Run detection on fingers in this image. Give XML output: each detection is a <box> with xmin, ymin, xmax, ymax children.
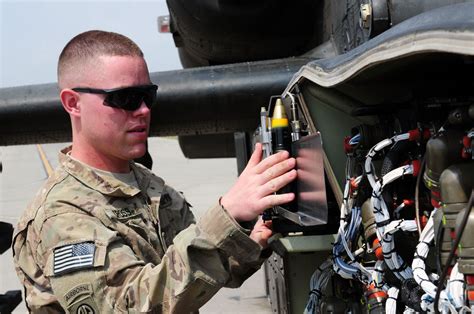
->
<box><xmin>253</xmin><ymin>150</ymin><xmax>291</xmax><ymax>174</ymax></box>
<box><xmin>256</xmin><ymin>228</ymin><xmax>273</xmax><ymax>248</ymax></box>
<box><xmin>254</xmin><ymin>216</ymin><xmax>272</xmax><ymax>229</ymax></box>
<box><xmin>261</xmin><ymin>191</ymin><xmax>295</xmax><ymax>209</ymax></box>
<box><xmin>250</xmin><ymin>217</ymin><xmax>273</xmax><ymax>248</ymax></box>
<box><xmin>260</xmin><ymin>169</ymin><xmax>297</xmax><ymax>195</ymax></box>
<box><xmin>246</xmin><ymin>143</ymin><xmax>263</xmax><ymax>168</ymax></box>
<box><xmin>261</xmin><ymin>157</ymin><xmax>295</xmax><ymax>183</ymax></box>
<box><xmin>222</xmin><ymin>144</ymin><xmax>297</xmax><ymax>222</ymax></box>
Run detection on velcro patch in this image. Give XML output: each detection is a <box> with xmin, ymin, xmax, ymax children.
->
<box><xmin>54</xmin><ymin>242</ymin><xmax>95</xmax><ymax>275</ymax></box>
<box><xmin>64</xmin><ymin>283</ymin><xmax>93</xmax><ymax>305</ymax></box>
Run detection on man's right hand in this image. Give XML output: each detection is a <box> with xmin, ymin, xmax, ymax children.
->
<box><xmin>220</xmin><ymin>143</ymin><xmax>296</xmax><ymax>222</ymax></box>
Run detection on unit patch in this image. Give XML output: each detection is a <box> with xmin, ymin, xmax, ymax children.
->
<box><xmin>76</xmin><ymin>303</ymin><xmax>95</xmax><ymax>314</ymax></box>
<box><xmin>53</xmin><ymin>242</ymin><xmax>95</xmax><ymax>275</ymax></box>
<box><xmin>67</xmin><ymin>296</ymin><xmax>99</xmax><ymax>314</ymax></box>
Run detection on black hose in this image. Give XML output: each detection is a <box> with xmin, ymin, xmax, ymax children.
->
<box><xmin>415</xmin><ymin>157</ymin><xmax>426</xmax><ymax>236</ymax></box>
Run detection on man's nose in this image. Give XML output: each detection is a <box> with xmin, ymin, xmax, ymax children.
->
<box><xmin>133</xmin><ymin>101</ymin><xmax>151</xmax><ymax>116</ymax></box>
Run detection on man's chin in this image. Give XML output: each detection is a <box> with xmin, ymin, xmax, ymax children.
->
<box><xmin>131</xmin><ymin>146</ymin><xmax>153</xmax><ymax>169</ymax></box>
<box><xmin>130</xmin><ymin>149</ymin><xmax>147</xmax><ymax>160</ymax></box>
<box><xmin>131</xmin><ymin>142</ymin><xmax>149</xmax><ymax>155</ymax></box>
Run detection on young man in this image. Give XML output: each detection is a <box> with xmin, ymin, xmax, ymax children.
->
<box><xmin>12</xmin><ymin>30</ymin><xmax>296</xmax><ymax>313</ymax></box>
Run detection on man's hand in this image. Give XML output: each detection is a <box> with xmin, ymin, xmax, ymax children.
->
<box><xmin>250</xmin><ymin>217</ymin><xmax>273</xmax><ymax>248</ymax></box>
<box><xmin>220</xmin><ymin>143</ymin><xmax>296</xmax><ymax>222</ymax></box>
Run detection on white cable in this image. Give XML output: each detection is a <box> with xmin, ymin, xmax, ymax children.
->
<box><xmin>420</xmin><ymin>290</ymin><xmax>450</xmax><ymax>312</ymax></box>
<box><xmin>364</xmin><ymin>133</ymin><xmax>410</xmax><ymax>190</ymax></box>
<box><xmin>372</xmin><ymin>164</ymin><xmax>414</xmax><ymax>237</ymax></box>
<box><xmin>370</xmin><ymin>164</ymin><xmax>415</xmax><ymax>280</ymax></box>
<box><xmin>421</xmin><ymin>293</ymin><xmax>434</xmax><ymax>312</ymax></box>
<box><xmin>413</xmin><ymin>208</ymin><xmax>438</xmax><ymax>298</ymax></box>
<box><xmin>446</xmin><ymin>263</ymin><xmax>465</xmax><ymax>310</ymax></box>
<box><xmin>410</xmin><ymin>208</ymin><xmax>458</xmax><ymax>313</ymax></box>
<box><xmin>430</xmin><ymin>273</ymin><xmax>440</xmax><ymax>282</ymax></box>
<box><xmin>394</xmin><ymin>202</ymin><xmax>406</xmax><ymax>219</ymax></box>
<box><xmin>386</xmin><ymin>287</ymin><xmax>399</xmax><ymax>314</ymax></box>
<box><xmin>403</xmin><ymin>307</ymin><xmax>416</xmax><ymax>313</ymax></box>
<box><xmin>334</xmin><ymin>179</ymin><xmax>350</xmax><ymax>276</ymax></box>
<box><xmin>371</xmin><ymin>260</ymin><xmax>386</xmax><ymax>289</ymax></box>
<box><xmin>333</xmin><ymin>176</ymin><xmax>372</xmax><ymax>281</ymax></box>
<box><xmin>364</xmin><ymin>132</ymin><xmax>411</xmax><ymax>237</ymax></box>
<box><xmin>381</xmin><ymin>220</ymin><xmax>417</xmax><ymax>280</ymax></box>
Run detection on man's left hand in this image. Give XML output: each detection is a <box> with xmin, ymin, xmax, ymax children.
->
<box><xmin>249</xmin><ymin>217</ymin><xmax>273</xmax><ymax>248</ymax></box>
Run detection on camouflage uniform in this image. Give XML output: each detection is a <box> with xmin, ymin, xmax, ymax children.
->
<box><xmin>13</xmin><ymin>147</ymin><xmax>265</xmax><ymax>313</ymax></box>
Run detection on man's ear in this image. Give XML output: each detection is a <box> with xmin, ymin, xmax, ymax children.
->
<box><xmin>60</xmin><ymin>89</ymin><xmax>80</xmax><ymax>117</ymax></box>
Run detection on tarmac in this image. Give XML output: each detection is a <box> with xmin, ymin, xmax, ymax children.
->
<box><xmin>0</xmin><ymin>137</ymin><xmax>273</xmax><ymax>313</ymax></box>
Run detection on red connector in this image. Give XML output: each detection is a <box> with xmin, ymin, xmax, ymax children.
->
<box><xmin>373</xmin><ymin>238</ymin><xmax>383</xmax><ymax>261</ymax></box>
<box><xmin>411</xmin><ymin>159</ymin><xmax>421</xmax><ymax>177</ymax></box>
<box><xmin>408</xmin><ymin>128</ymin><xmax>431</xmax><ymax>141</ymax></box>
<box><xmin>344</xmin><ymin>136</ymin><xmax>352</xmax><ymax>154</ymax></box>
<box><xmin>461</xmin><ymin>135</ymin><xmax>472</xmax><ymax>159</ymax></box>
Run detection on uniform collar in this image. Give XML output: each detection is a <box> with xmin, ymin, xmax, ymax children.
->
<box><xmin>59</xmin><ymin>146</ymin><xmax>145</xmax><ymax>197</ymax></box>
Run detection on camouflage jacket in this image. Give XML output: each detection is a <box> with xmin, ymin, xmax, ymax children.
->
<box><xmin>13</xmin><ymin>147</ymin><xmax>265</xmax><ymax>313</ymax></box>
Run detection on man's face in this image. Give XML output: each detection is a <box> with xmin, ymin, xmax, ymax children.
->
<box><xmin>77</xmin><ymin>55</ymin><xmax>152</xmax><ymax>165</ymax></box>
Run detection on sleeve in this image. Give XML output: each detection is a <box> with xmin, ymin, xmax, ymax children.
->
<box><xmin>38</xmin><ymin>204</ymin><xmax>265</xmax><ymax>313</ymax></box>
<box><xmin>158</xmin><ymin>185</ymin><xmax>196</xmax><ymax>248</ymax></box>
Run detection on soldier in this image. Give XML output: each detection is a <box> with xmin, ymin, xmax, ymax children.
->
<box><xmin>12</xmin><ymin>30</ymin><xmax>296</xmax><ymax>313</ymax></box>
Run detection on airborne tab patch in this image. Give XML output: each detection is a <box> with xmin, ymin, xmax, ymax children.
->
<box><xmin>53</xmin><ymin>242</ymin><xmax>95</xmax><ymax>275</ymax></box>
<box><xmin>64</xmin><ymin>283</ymin><xmax>92</xmax><ymax>304</ymax></box>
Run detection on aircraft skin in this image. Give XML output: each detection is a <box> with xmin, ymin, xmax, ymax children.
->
<box><xmin>1</xmin><ymin>0</ymin><xmax>474</xmax><ymax>312</ymax></box>
<box><xmin>1</xmin><ymin>0</ymin><xmax>470</xmax><ymax>154</ymax></box>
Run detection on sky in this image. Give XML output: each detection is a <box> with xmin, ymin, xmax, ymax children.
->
<box><xmin>0</xmin><ymin>0</ymin><xmax>182</xmax><ymax>88</ymax></box>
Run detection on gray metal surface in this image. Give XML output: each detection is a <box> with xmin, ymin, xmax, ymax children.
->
<box><xmin>265</xmin><ymin>235</ymin><xmax>334</xmax><ymax>314</ymax></box>
<box><xmin>389</xmin><ymin>0</ymin><xmax>472</xmax><ymax>25</ymax></box>
<box><xmin>285</xmin><ymin>2</ymin><xmax>474</xmax><ymax>91</ymax></box>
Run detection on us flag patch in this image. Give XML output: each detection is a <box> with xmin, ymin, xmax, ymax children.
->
<box><xmin>53</xmin><ymin>242</ymin><xmax>95</xmax><ymax>275</ymax></box>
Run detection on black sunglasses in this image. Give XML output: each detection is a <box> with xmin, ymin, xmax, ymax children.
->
<box><xmin>72</xmin><ymin>84</ymin><xmax>158</xmax><ymax>111</ymax></box>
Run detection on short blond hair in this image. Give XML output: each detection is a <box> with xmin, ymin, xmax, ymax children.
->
<box><xmin>58</xmin><ymin>30</ymin><xmax>144</xmax><ymax>88</ymax></box>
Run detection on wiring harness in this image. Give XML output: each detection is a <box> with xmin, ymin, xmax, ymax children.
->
<box><xmin>305</xmin><ymin>104</ymin><xmax>474</xmax><ymax>313</ymax></box>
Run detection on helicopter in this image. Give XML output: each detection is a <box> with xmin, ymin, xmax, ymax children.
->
<box><xmin>1</xmin><ymin>0</ymin><xmax>474</xmax><ymax>312</ymax></box>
